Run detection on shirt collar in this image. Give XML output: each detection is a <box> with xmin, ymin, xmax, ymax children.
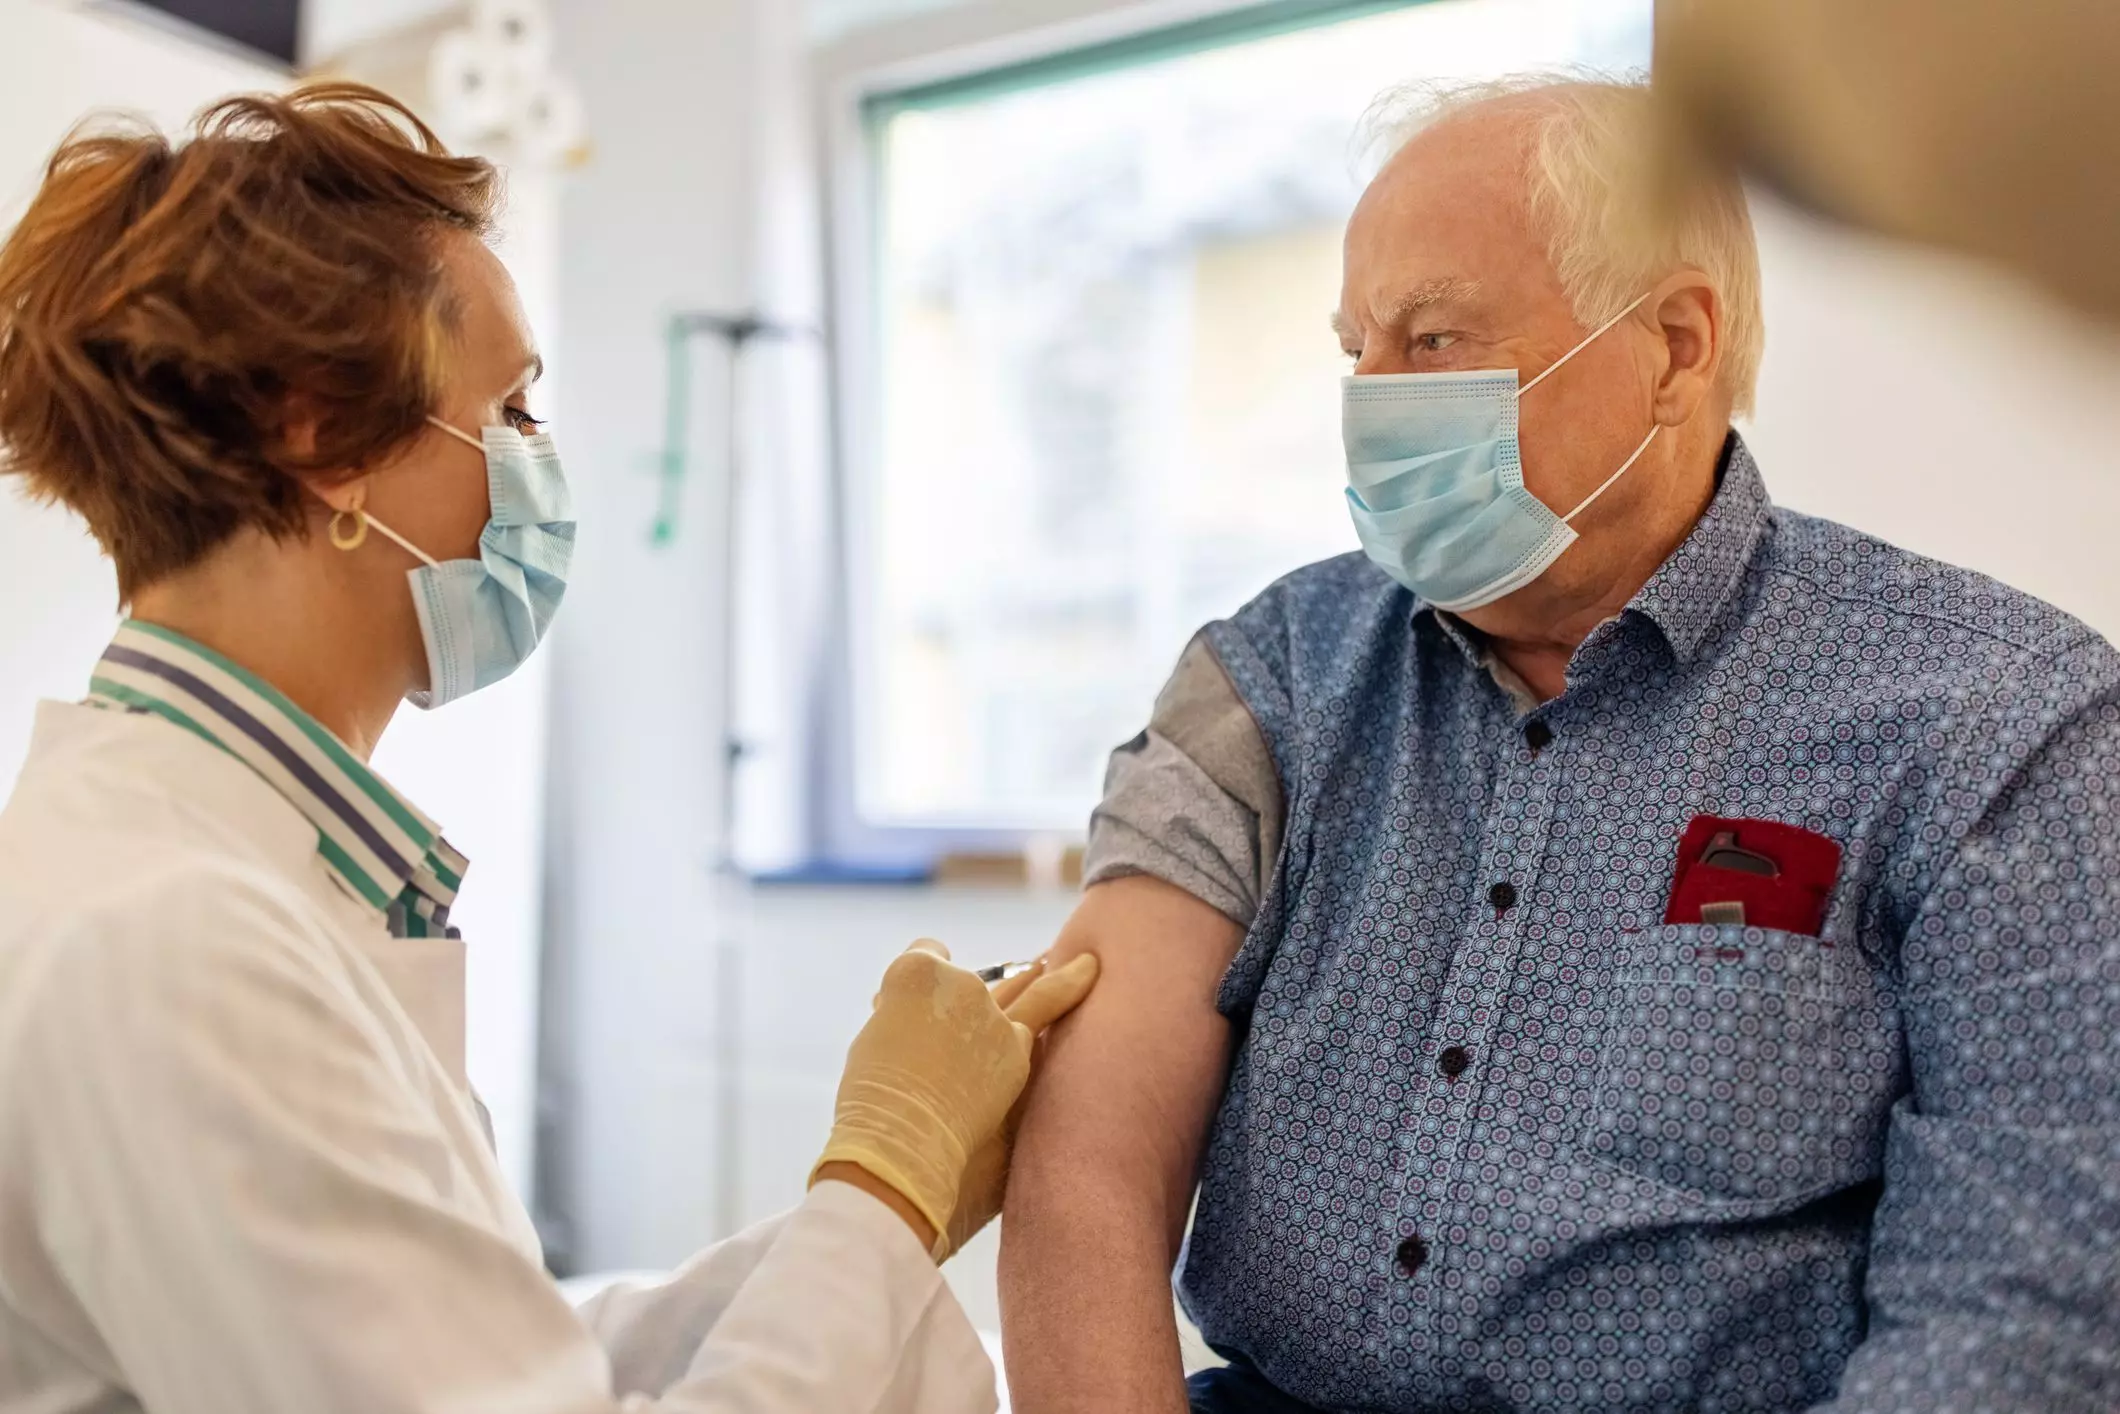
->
<box><xmin>86</xmin><ymin>620</ymin><xmax>468</xmax><ymax>936</ymax></box>
<box><xmin>1624</xmin><ymin>432</ymin><xmax>1771</xmax><ymax>663</ymax></box>
<box><xmin>1416</xmin><ymin>430</ymin><xmax>1771</xmax><ymax>668</ymax></box>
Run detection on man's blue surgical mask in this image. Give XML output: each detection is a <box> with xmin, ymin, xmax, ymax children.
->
<box><xmin>359</xmin><ymin>417</ymin><xmax>575</xmax><ymax>709</ymax></box>
<box><xmin>1342</xmin><ymin>291</ymin><xmax>1658</xmax><ymax>612</ymax></box>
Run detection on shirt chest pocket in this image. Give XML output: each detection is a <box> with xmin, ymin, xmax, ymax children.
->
<box><xmin>1575</xmin><ymin>924</ymin><xmax>1905</xmax><ymax>1214</ymax></box>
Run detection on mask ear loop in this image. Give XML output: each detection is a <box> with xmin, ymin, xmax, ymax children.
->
<box><xmin>1518</xmin><ymin>289</ymin><xmax>1655</xmax><ymax>398</ymax></box>
<box><xmin>325</xmin><ymin>417</ymin><xmax>490</xmax><ymax>566</ymax></box>
<box><xmin>326</xmin><ymin>415</ymin><xmax>490</xmax><ymax>568</ymax></box>
<box><xmin>427</xmin><ymin>415</ymin><xmax>490</xmax><ymax>452</ymax></box>
<box><xmin>1562</xmin><ymin>424</ymin><xmax>1661</xmax><ymax>523</ymax></box>
<box><xmin>318</xmin><ymin>482</ymin><xmax>441</xmax><ymax>569</ymax></box>
<box><xmin>361</xmin><ymin>511</ymin><xmax>443</xmax><ymax>569</ymax></box>
<box><xmin>1516</xmin><ymin>288</ymin><xmax>1663</xmax><ymax>524</ymax></box>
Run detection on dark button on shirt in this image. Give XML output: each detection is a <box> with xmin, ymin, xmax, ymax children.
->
<box><xmin>1437</xmin><ymin>1046</ymin><xmax>1471</xmax><ymax>1079</ymax></box>
<box><xmin>1487</xmin><ymin>881</ymin><xmax>1516</xmax><ymax>911</ymax></box>
<box><xmin>1524</xmin><ymin>719</ymin><xmax>1554</xmax><ymax>752</ymax></box>
<box><xmin>1395</xmin><ymin>1234</ymin><xmax>1428</xmax><ymax>1277</ymax></box>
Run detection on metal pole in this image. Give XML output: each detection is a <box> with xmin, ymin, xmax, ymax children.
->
<box><xmin>709</xmin><ymin>328</ymin><xmax>747</xmax><ymax>1241</ymax></box>
<box><xmin>657</xmin><ymin>311</ymin><xmax>818</xmax><ymax>1238</ymax></box>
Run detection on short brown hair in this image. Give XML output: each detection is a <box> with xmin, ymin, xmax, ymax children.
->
<box><xmin>0</xmin><ymin>82</ymin><xmax>499</xmax><ymax>598</ymax></box>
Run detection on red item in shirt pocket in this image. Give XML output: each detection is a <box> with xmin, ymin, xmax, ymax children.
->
<box><xmin>1664</xmin><ymin>815</ymin><xmax>1841</xmax><ymax>938</ymax></box>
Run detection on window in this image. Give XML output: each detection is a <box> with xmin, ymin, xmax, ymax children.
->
<box><xmin>846</xmin><ymin>0</ymin><xmax>1653</xmax><ymax>833</ymax></box>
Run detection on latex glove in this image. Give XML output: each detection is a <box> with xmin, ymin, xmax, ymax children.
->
<box><xmin>937</xmin><ymin>955</ymin><xmax>1094</xmax><ymax>1257</ymax></box>
<box><xmin>812</xmin><ymin>941</ymin><xmax>1100</xmax><ymax>1260</ymax></box>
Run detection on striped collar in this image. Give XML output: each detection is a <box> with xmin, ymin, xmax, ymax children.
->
<box><xmin>86</xmin><ymin>620</ymin><xmax>469</xmax><ymax>939</ymax></box>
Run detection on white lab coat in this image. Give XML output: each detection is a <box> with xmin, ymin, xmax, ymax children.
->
<box><xmin>0</xmin><ymin>701</ymin><xmax>997</xmax><ymax>1414</ymax></box>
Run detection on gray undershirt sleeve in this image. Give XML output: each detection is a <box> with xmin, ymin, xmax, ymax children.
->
<box><xmin>1081</xmin><ymin>634</ymin><xmax>1285</xmax><ymax>930</ymax></box>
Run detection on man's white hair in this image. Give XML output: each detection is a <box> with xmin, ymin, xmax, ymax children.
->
<box><xmin>1360</xmin><ymin>72</ymin><xmax>1763</xmax><ymax>417</ymax></box>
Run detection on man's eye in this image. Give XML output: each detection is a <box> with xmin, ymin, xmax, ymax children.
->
<box><xmin>1414</xmin><ymin>332</ymin><xmax>1460</xmax><ymax>353</ymax></box>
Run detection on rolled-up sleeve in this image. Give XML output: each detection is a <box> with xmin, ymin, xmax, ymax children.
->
<box><xmin>1082</xmin><ymin>634</ymin><xmax>1284</xmax><ymax>929</ymax></box>
<box><xmin>1818</xmin><ymin>640</ymin><xmax>2120</xmax><ymax>1412</ymax></box>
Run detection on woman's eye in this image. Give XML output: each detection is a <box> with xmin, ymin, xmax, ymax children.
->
<box><xmin>1414</xmin><ymin>332</ymin><xmax>1459</xmax><ymax>353</ymax></box>
<box><xmin>504</xmin><ymin>406</ymin><xmax>546</xmax><ymax>433</ymax></box>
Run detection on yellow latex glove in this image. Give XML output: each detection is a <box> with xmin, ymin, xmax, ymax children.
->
<box><xmin>937</xmin><ymin>955</ymin><xmax>1093</xmax><ymax>1257</ymax></box>
<box><xmin>811</xmin><ymin>941</ymin><xmax>1100</xmax><ymax>1260</ymax></box>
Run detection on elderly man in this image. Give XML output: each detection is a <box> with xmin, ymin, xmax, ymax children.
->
<box><xmin>998</xmin><ymin>76</ymin><xmax>2120</xmax><ymax>1414</ymax></box>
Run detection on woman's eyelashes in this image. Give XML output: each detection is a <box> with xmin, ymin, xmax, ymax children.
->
<box><xmin>503</xmin><ymin>405</ymin><xmax>546</xmax><ymax>434</ymax></box>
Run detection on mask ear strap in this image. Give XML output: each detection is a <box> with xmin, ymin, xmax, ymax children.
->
<box><xmin>427</xmin><ymin>415</ymin><xmax>488</xmax><ymax>452</ymax></box>
<box><xmin>361</xmin><ymin>510</ymin><xmax>444</xmax><ymax>569</ymax></box>
<box><xmin>311</xmin><ymin>482</ymin><xmax>443</xmax><ymax>568</ymax></box>
<box><xmin>1563</xmin><ymin>423</ymin><xmax>1661</xmax><ymax>523</ymax></box>
<box><xmin>361</xmin><ymin>416</ymin><xmax>487</xmax><ymax>567</ymax></box>
<box><xmin>1519</xmin><ymin>289</ymin><xmax>1655</xmax><ymax>398</ymax></box>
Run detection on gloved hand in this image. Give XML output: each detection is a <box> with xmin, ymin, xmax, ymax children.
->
<box><xmin>811</xmin><ymin>941</ymin><xmax>1100</xmax><ymax>1261</ymax></box>
<box><xmin>934</xmin><ymin>956</ymin><xmax>1096</xmax><ymax>1257</ymax></box>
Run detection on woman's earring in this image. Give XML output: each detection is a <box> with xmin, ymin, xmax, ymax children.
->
<box><xmin>328</xmin><ymin>487</ymin><xmax>369</xmax><ymax>552</ymax></box>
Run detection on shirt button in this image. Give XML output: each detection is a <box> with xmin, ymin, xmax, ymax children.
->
<box><xmin>1396</xmin><ymin>1234</ymin><xmax>1429</xmax><ymax>1276</ymax></box>
<box><xmin>1437</xmin><ymin>1046</ymin><xmax>1471</xmax><ymax>1078</ymax></box>
<box><xmin>1489</xmin><ymin>881</ymin><xmax>1518</xmax><ymax>911</ymax></box>
<box><xmin>1525</xmin><ymin>719</ymin><xmax>1554</xmax><ymax>752</ymax></box>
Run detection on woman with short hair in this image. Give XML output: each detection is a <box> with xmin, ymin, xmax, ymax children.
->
<box><xmin>0</xmin><ymin>82</ymin><xmax>1092</xmax><ymax>1414</ymax></box>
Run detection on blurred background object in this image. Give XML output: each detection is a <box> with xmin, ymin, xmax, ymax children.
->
<box><xmin>1655</xmin><ymin>0</ymin><xmax>2120</xmax><ymax>328</ymax></box>
<box><xmin>2</xmin><ymin>0</ymin><xmax>2115</xmax><ymax>1381</ymax></box>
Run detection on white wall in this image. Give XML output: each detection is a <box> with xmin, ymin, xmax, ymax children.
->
<box><xmin>0</xmin><ymin>0</ymin><xmax>280</xmax><ymax>796</ymax></box>
<box><xmin>299</xmin><ymin>0</ymin><xmax>454</xmax><ymax>64</ymax></box>
<box><xmin>810</xmin><ymin>0</ymin><xmax>987</xmax><ymax>40</ymax></box>
<box><xmin>537</xmin><ymin>0</ymin><xmax>769</xmax><ymax>1271</ymax></box>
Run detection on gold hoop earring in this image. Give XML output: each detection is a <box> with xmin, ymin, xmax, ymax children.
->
<box><xmin>328</xmin><ymin>507</ymin><xmax>369</xmax><ymax>552</ymax></box>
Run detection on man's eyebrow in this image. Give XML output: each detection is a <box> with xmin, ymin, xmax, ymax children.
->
<box><xmin>1331</xmin><ymin>278</ymin><xmax>1486</xmax><ymax>346</ymax></box>
<box><xmin>1379</xmin><ymin>277</ymin><xmax>1484</xmax><ymax>326</ymax></box>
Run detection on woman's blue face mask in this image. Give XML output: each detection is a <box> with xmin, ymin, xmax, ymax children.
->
<box><xmin>354</xmin><ymin>418</ymin><xmax>575</xmax><ymax>709</ymax></box>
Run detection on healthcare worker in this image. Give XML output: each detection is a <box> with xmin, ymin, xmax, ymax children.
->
<box><xmin>0</xmin><ymin>82</ymin><xmax>1095</xmax><ymax>1413</ymax></box>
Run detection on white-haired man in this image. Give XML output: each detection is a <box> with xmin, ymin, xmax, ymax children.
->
<box><xmin>999</xmin><ymin>76</ymin><xmax>2120</xmax><ymax>1413</ymax></box>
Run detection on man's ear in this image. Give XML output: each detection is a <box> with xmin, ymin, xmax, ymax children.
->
<box><xmin>1649</xmin><ymin>273</ymin><xmax>1722</xmax><ymax>427</ymax></box>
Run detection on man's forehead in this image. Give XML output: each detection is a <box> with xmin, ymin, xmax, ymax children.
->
<box><xmin>1356</xmin><ymin>97</ymin><xmax>1544</xmax><ymax>243</ymax></box>
<box><xmin>1343</xmin><ymin>108</ymin><xmax>1555</xmax><ymax>324</ymax></box>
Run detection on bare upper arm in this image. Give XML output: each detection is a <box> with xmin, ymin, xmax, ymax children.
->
<box><xmin>1017</xmin><ymin>874</ymin><xmax>1247</xmax><ymax>1244</ymax></box>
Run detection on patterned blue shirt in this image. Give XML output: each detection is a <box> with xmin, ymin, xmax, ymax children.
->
<box><xmin>1115</xmin><ymin>438</ymin><xmax>2120</xmax><ymax>1411</ymax></box>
